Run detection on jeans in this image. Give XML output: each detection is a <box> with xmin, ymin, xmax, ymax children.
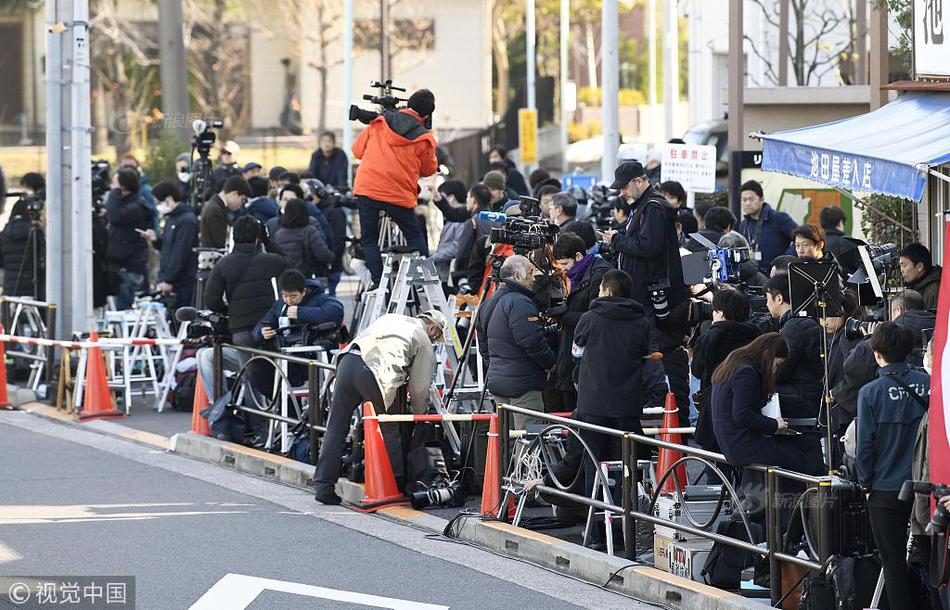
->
<box><xmin>115</xmin><ymin>270</ymin><xmax>145</xmax><ymax>311</ymax></box>
<box><xmin>314</xmin><ymin>353</ymin><xmax>385</xmax><ymax>492</ymax></box>
<box><xmin>358</xmin><ymin>196</ymin><xmax>428</xmax><ymax>283</ymax></box>
<box><xmin>327</xmin><ymin>271</ymin><xmax>342</xmax><ymax>297</ymax></box>
<box><xmin>867</xmin><ymin>490</ymin><xmax>913</xmax><ymax>610</ymax></box>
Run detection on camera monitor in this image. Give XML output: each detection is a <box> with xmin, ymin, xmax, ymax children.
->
<box><xmin>788</xmin><ymin>260</ymin><xmax>842</xmax><ymax>318</ymax></box>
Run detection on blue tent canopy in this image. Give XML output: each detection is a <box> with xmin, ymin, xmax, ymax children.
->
<box><xmin>758</xmin><ymin>92</ymin><xmax>950</xmax><ymax>201</ymax></box>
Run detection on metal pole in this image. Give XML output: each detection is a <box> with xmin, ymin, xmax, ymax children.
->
<box><xmin>157</xmin><ymin>0</ymin><xmax>190</xmax><ymax>142</ymax></box>
<box><xmin>727</xmin><ymin>0</ymin><xmax>744</xmax><ymax>217</ymax></box>
<box><xmin>46</xmin><ymin>305</ymin><xmax>57</xmax><ymax>390</ymax></box>
<box><xmin>498</xmin><ymin>406</ymin><xmax>510</xmax><ymax>521</ymax></box>
<box><xmin>526</xmin><ymin>0</ymin><xmax>536</xmax><ymax>112</ymax></box>
<box><xmin>343</xmin><ymin>0</ymin><xmax>354</xmax><ymax>183</ymax></box>
<box><xmin>647</xmin><ymin>0</ymin><xmax>657</xmax><ymax>143</ymax></box>
<box><xmin>869</xmin><ymin>1</ymin><xmax>888</xmax><ymax>109</ymax></box>
<box><xmin>856</xmin><ymin>0</ymin><xmax>867</xmax><ymax>85</ymax></box>
<box><xmin>621</xmin><ymin>434</ymin><xmax>635</xmax><ymax>559</ymax></box>
<box><xmin>662</xmin><ymin>0</ymin><xmax>679</xmax><ymax>140</ymax></box>
<box><xmin>600</xmin><ymin>0</ymin><xmax>619</xmax><ymax>183</ymax></box>
<box><xmin>380</xmin><ymin>0</ymin><xmax>390</xmax><ymax>81</ymax></box>
<box><xmin>559</xmin><ymin>0</ymin><xmax>569</xmax><ymax>173</ymax></box>
<box><xmin>767</xmin><ymin>468</ymin><xmax>782</xmax><ymax>605</ymax></box>
<box><xmin>308</xmin><ymin>363</ymin><xmax>321</xmax><ymax>465</ymax></box>
<box><xmin>213</xmin><ymin>341</ymin><xmax>223</xmax><ymax>399</ymax></box>
<box><xmin>778</xmin><ymin>0</ymin><xmax>789</xmax><ymax>86</ymax></box>
<box><xmin>46</xmin><ymin>0</ymin><xmax>64</xmax><ymax>338</ymax></box>
<box><xmin>70</xmin><ymin>0</ymin><xmax>94</xmax><ymax>335</ymax></box>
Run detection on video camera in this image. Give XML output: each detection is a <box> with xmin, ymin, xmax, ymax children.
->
<box><xmin>91</xmin><ymin>160</ymin><xmax>111</xmax><ymax>207</ymax></box>
<box><xmin>6</xmin><ymin>191</ymin><xmax>45</xmax><ymax>216</ymax></box>
<box><xmin>306</xmin><ymin>179</ymin><xmax>357</xmax><ymax>209</ymax></box>
<box><xmin>483</xmin><ymin>197</ymin><xmax>560</xmax><ymax>254</ymax></box>
<box><xmin>349</xmin><ymin>80</ymin><xmax>433</xmax><ymax>130</ymax></box>
<box><xmin>176</xmin><ymin>307</ymin><xmax>229</xmax><ymax>344</ymax></box>
<box><xmin>192</xmin><ymin>119</ymin><xmax>223</xmax><ymax>160</ymax></box>
<box><xmin>271</xmin><ymin>316</ymin><xmax>344</xmax><ymax>351</ymax></box>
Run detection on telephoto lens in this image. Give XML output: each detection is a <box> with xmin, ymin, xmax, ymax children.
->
<box><xmin>409</xmin><ymin>481</ymin><xmax>465</xmax><ymax>510</ymax></box>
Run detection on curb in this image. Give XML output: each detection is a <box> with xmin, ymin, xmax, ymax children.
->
<box><xmin>167</xmin><ymin>432</ymin><xmax>767</xmax><ymax>609</ymax></box>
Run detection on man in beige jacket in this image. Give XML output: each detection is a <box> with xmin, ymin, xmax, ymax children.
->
<box><xmin>314</xmin><ymin>310</ymin><xmax>448</xmax><ymax>505</ymax></box>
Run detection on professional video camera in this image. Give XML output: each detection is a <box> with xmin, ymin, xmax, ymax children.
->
<box><xmin>176</xmin><ymin>307</ymin><xmax>229</xmax><ymax>344</ymax></box>
<box><xmin>91</xmin><ymin>160</ymin><xmax>111</xmax><ymax>207</ymax></box>
<box><xmin>192</xmin><ymin>119</ymin><xmax>223</xmax><ymax>160</ymax></box>
<box><xmin>349</xmin><ymin>80</ymin><xmax>411</xmax><ymax>124</ymax></box>
<box><xmin>484</xmin><ymin>197</ymin><xmax>560</xmax><ymax>254</ymax></box>
<box><xmin>269</xmin><ymin>316</ymin><xmax>345</xmax><ymax>351</ymax></box>
<box><xmin>866</xmin><ymin>242</ymin><xmax>898</xmax><ymax>274</ymax></box>
<box><xmin>587</xmin><ymin>184</ymin><xmax>619</xmax><ymax>230</ymax></box>
<box><xmin>900</xmin><ymin>480</ymin><xmax>950</xmax><ymax>534</ymax></box>
<box><xmin>6</xmin><ymin>191</ymin><xmax>44</xmax><ymax>216</ymax></box>
<box><xmin>306</xmin><ymin>179</ymin><xmax>357</xmax><ymax>209</ymax></box>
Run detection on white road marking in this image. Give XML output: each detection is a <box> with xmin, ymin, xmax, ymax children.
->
<box><xmin>0</xmin><ymin>503</ymin><xmax>260</xmax><ymax>525</ymax></box>
<box><xmin>0</xmin><ymin>541</ymin><xmax>22</xmax><ymax>563</ymax></box>
<box><xmin>189</xmin><ymin>573</ymin><xmax>450</xmax><ymax>610</ymax></box>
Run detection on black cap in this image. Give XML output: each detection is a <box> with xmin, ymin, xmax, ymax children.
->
<box><xmin>609</xmin><ymin>160</ymin><xmax>646</xmax><ymax>190</ymax></box>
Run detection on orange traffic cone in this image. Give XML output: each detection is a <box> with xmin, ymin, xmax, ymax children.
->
<box><xmin>0</xmin><ymin>325</ymin><xmax>11</xmax><ymax>410</ymax></box>
<box><xmin>480</xmin><ymin>414</ymin><xmax>514</xmax><ymax>519</ymax></box>
<box><xmin>657</xmin><ymin>392</ymin><xmax>687</xmax><ymax>494</ymax></box>
<box><xmin>356</xmin><ymin>402</ymin><xmax>408</xmax><ymax>511</ymax></box>
<box><xmin>190</xmin><ymin>375</ymin><xmax>212</xmax><ymax>436</ymax></box>
<box><xmin>78</xmin><ymin>331</ymin><xmax>125</xmax><ymax>421</ymax></box>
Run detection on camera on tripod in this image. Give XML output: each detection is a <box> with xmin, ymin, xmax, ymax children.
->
<box><xmin>484</xmin><ymin>198</ymin><xmax>559</xmax><ymax>254</ymax></box>
<box><xmin>91</xmin><ymin>160</ymin><xmax>111</xmax><ymax>207</ymax></box>
<box><xmin>192</xmin><ymin>119</ymin><xmax>223</xmax><ymax>159</ymax></box>
<box><xmin>176</xmin><ymin>307</ymin><xmax>229</xmax><ymax>344</ymax></box>
<box><xmin>349</xmin><ymin>80</ymin><xmax>409</xmax><ymax>125</ymax></box>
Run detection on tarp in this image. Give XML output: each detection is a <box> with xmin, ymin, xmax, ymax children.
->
<box><xmin>759</xmin><ymin>92</ymin><xmax>950</xmax><ymax>201</ymax></box>
<box><xmin>930</xmin><ymin>217</ymin><xmax>950</xmax><ymax>487</ymax></box>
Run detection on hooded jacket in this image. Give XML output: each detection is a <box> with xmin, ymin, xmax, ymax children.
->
<box><xmin>105</xmin><ymin>188</ymin><xmax>154</xmax><ymax>274</ymax></box>
<box><xmin>352</xmin><ymin>109</ymin><xmax>438</xmax><ymax>207</ymax></box>
<box><xmin>0</xmin><ymin>215</ymin><xmax>44</xmax><ymax>297</ymax></box>
<box><xmin>251</xmin><ymin>279</ymin><xmax>344</xmax><ymax>344</ymax></box>
<box><xmin>691</xmin><ymin>320</ymin><xmax>760</xmax><ymax>451</ymax></box>
<box><xmin>612</xmin><ymin>187</ymin><xmax>687</xmax><ymax>313</ymax></box>
<box><xmin>478</xmin><ymin>281</ymin><xmax>557</xmax><ymax>398</ymax></box>
<box><xmin>572</xmin><ymin>296</ymin><xmax>652</xmax><ymax>418</ymax></box>
<box><xmin>908</xmin><ymin>266</ymin><xmax>942</xmax><ymax>310</ymax></box>
<box><xmin>155</xmin><ymin>204</ymin><xmax>199</xmax><ymax>286</ymax></box>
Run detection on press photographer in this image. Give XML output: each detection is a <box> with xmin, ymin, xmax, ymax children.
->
<box><xmin>350</xmin><ymin>84</ymin><xmax>438</xmax><ymax>284</ymax></box>
<box><xmin>105</xmin><ymin>166</ymin><xmax>156</xmax><ymax>310</ymax></box>
<box><xmin>0</xmin><ymin>195</ymin><xmax>45</xmax><ymax>298</ymax></box>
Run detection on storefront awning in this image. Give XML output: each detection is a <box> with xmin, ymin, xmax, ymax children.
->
<box><xmin>757</xmin><ymin>92</ymin><xmax>950</xmax><ymax>201</ymax></box>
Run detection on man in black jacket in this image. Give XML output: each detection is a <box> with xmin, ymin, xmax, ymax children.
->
<box><xmin>478</xmin><ymin>255</ymin><xmax>556</xmax><ymax>429</ymax></box>
<box><xmin>308</xmin><ymin>131</ymin><xmax>349</xmax><ymax>188</ymax></box>
<box><xmin>765</xmin><ymin>273</ymin><xmax>823</xmax><ymax>418</ymax></box>
<box><xmin>819</xmin><ymin>205</ymin><xmax>862</xmax><ymax>277</ymax></box>
<box><xmin>105</xmin><ymin>167</ymin><xmax>155</xmax><ymax>310</ymax></box>
<box><xmin>602</xmin><ymin>160</ymin><xmax>687</xmax><ymax>321</ymax></box>
<box><xmin>198</xmin><ymin>216</ymin><xmax>287</xmax><ymax>405</ymax></box>
<box><xmin>900</xmin><ymin>243</ymin><xmax>942</xmax><ymax>310</ymax></box>
<box><xmin>200</xmin><ymin>176</ymin><xmax>250</xmax><ymax>249</ymax></box>
<box><xmin>552</xmin><ymin>233</ymin><xmax>613</xmax><ymax>409</ymax></box>
<box><xmin>146</xmin><ymin>181</ymin><xmax>199</xmax><ymax>311</ymax></box>
<box><xmin>572</xmin><ymin>269</ymin><xmax>652</xmax><ymax>495</ymax></box>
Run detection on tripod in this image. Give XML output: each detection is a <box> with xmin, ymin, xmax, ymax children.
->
<box><xmin>9</xmin><ymin>207</ymin><xmax>44</xmax><ymax>300</ymax></box>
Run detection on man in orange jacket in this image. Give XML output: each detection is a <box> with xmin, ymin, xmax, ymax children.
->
<box><xmin>352</xmin><ymin>89</ymin><xmax>438</xmax><ymax>283</ymax></box>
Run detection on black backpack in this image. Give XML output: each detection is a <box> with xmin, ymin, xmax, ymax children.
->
<box><xmin>701</xmin><ymin>514</ymin><xmax>765</xmax><ymax>589</ymax></box>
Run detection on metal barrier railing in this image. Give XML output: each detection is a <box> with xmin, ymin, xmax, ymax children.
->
<box><xmin>497</xmin><ymin>404</ymin><xmax>832</xmax><ymax>606</ymax></box>
<box><xmin>212</xmin><ymin>342</ymin><xmax>335</xmax><ymax>462</ymax></box>
<box><xmin>0</xmin><ymin>296</ymin><xmax>57</xmax><ymax>392</ymax></box>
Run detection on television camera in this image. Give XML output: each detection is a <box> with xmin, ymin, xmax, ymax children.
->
<box><xmin>348</xmin><ymin>80</ymin><xmax>432</xmax><ymax>129</ymax></box>
<box><xmin>191</xmin><ymin>119</ymin><xmax>223</xmax><ymax>160</ymax></box>
<box><xmin>91</xmin><ymin>160</ymin><xmax>112</xmax><ymax>207</ymax></box>
<box><xmin>483</xmin><ymin>197</ymin><xmax>560</xmax><ymax>254</ymax></box>
<box><xmin>176</xmin><ymin>307</ymin><xmax>230</xmax><ymax>345</ymax></box>
<box><xmin>682</xmin><ymin>234</ymin><xmax>769</xmax><ymax>324</ymax></box>
<box><xmin>306</xmin><ymin>179</ymin><xmax>357</xmax><ymax>209</ymax></box>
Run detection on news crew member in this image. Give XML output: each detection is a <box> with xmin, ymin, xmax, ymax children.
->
<box><xmin>313</xmin><ymin>310</ymin><xmax>448</xmax><ymax>505</ymax></box>
<box><xmin>352</xmin><ymin>89</ymin><xmax>438</xmax><ymax>284</ymax></box>
<box><xmin>146</xmin><ymin>181</ymin><xmax>199</xmax><ymax>310</ymax></box>
<box><xmin>856</xmin><ymin>322</ymin><xmax>930</xmax><ymax>610</ymax></box>
<box><xmin>253</xmin><ymin>269</ymin><xmax>343</xmax><ymax>344</ymax></box>
<box><xmin>601</xmin><ymin>160</ymin><xmax>687</xmax><ymax>319</ymax></box>
<box><xmin>105</xmin><ymin>167</ymin><xmax>155</xmax><ymax>310</ymax></box>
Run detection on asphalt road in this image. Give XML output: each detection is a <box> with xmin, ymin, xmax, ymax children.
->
<box><xmin>0</xmin><ymin>413</ymin><xmax>658</xmax><ymax>610</ymax></box>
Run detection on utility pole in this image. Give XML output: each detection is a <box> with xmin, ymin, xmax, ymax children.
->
<box><xmin>560</xmin><ymin>0</ymin><xmax>569</xmax><ymax>172</ymax></box>
<box><xmin>727</xmin><ymin>0</ymin><xmax>744</xmax><ymax>217</ymax></box>
<box><xmin>158</xmin><ymin>0</ymin><xmax>190</xmax><ymax>142</ymax></box>
<box><xmin>47</xmin><ymin>0</ymin><xmax>94</xmax><ymax>338</ymax></box>
<box><xmin>663</xmin><ymin>0</ymin><xmax>679</xmax><ymax>140</ymax></box>
<box><xmin>380</xmin><ymin>0</ymin><xmax>390</xmax><ymax>81</ymax></box>
<box><xmin>526</xmin><ymin>0</ymin><xmax>536</xmax><ymax>111</ymax></box>
<box><xmin>600</xmin><ymin>0</ymin><xmax>619</xmax><ymax>182</ymax></box>
<box><xmin>343</xmin><ymin>0</ymin><xmax>354</xmax><ymax>182</ymax></box>
<box><xmin>647</xmin><ymin>0</ymin><xmax>657</xmax><ymax>142</ymax></box>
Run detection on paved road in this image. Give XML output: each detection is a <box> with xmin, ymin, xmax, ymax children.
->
<box><xmin>0</xmin><ymin>413</ymin><xmax>658</xmax><ymax>609</ymax></box>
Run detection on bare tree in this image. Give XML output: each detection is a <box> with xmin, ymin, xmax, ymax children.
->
<box><xmin>746</xmin><ymin>0</ymin><xmax>851</xmax><ymax>86</ymax></box>
<box><xmin>492</xmin><ymin>0</ymin><xmax>522</xmax><ymax>118</ymax></box>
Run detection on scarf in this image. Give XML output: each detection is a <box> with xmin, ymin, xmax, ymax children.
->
<box><xmin>565</xmin><ymin>254</ymin><xmax>594</xmax><ymax>292</ymax></box>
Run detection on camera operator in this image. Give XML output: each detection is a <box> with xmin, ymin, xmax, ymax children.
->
<box><xmin>212</xmin><ymin>141</ymin><xmax>242</xmax><ymax>192</ymax></box>
<box><xmin>19</xmin><ymin>172</ymin><xmax>46</xmax><ymax>202</ymax></box>
<box><xmin>477</xmin><ymin>255</ymin><xmax>557</xmax><ymax>430</ymax></box>
<box><xmin>428</xmin><ymin>180</ymin><xmax>469</xmax><ymax>286</ymax></box>
<box><xmin>683</xmin><ymin>206</ymin><xmax>736</xmax><ymax>253</ymax></box>
<box><xmin>552</xmin><ymin>233</ymin><xmax>613</xmax><ymax>409</ymax></box>
<box><xmin>900</xmin><ymin>243</ymin><xmax>942</xmax><ymax>310</ymax></box>
<box><xmin>313</xmin><ymin>310</ymin><xmax>447</xmax><ymax>505</ymax></box>
<box><xmin>197</xmin><ymin>216</ymin><xmax>288</xmax><ymax>401</ymax></box>
<box><xmin>482</xmin><ymin>170</ymin><xmax>517</xmax><ymax>213</ymax></box>
<box><xmin>601</xmin><ymin>160</ymin><xmax>687</xmax><ymax>321</ymax></box>
<box><xmin>832</xmin><ymin>289</ymin><xmax>934</xmax><ymax>434</ymax></box>
<box><xmin>175</xmin><ymin>152</ymin><xmax>192</xmax><ymax>200</ymax></box>
<box><xmin>105</xmin><ymin>167</ymin><xmax>156</xmax><ymax>310</ymax></box>
<box><xmin>764</xmin><ymin>273</ymin><xmax>823</xmax><ymax>418</ymax></box>
<box><xmin>711</xmin><ymin>333</ymin><xmax>824</xmax><ymax>475</ymax></box>
<box><xmin>819</xmin><ymin>205</ymin><xmax>863</xmax><ymax>277</ymax></box>
<box><xmin>453</xmin><ymin>183</ymin><xmax>496</xmax><ymax>294</ymax></box>
<box><xmin>309</xmin><ymin>131</ymin><xmax>349</xmax><ymax>188</ymax></box>
<box><xmin>200</xmin><ymin>176</ymin><xmax>250</xmax><ymax>249</ymax></box>
<box><xmin>535</xmin><ymin>184</ymin><xmax>560</xmax><ymax>220</ymax></box>
<box><xmin>351</xmin><ymin>89</ymin><xmax>438</xmax><ymax>284</ymax></box>
<box><xmin>856</xmin><ymin>322</ymin><xmax>930</xmax><ymax>610</ymax></box>
<box><xmin>718</xmin><ymin>232</ymin><xmax>769</xmax><ymax>286</ymax></box>
<box><xmin>547</xmin><ymin>191</ymin><xmax>578</xmax><ymax>230</ymax></box>
<box><xmin>691</xmin><ymin>287</ymin><xmax>759</xmax><ymax>456</ymax></box>
<box><xmin>144</xmin><ymin>181</ymin><xmax>199</xmax><ymax>311</ymax></box>
<box><xmin>0</xmin><ymin>198</ymin><xmax>45</xmax><ymax>298</ymax></box>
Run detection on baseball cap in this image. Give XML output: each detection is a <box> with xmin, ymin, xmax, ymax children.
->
<box><xmin>222</xmin><ymin>140</ymin><xmax>241</xmax><ymax>155</ymax></box>
<box><xmin>242</xmin><ymin>162</ymin><xmax>262</xmax><ymax>173</ymax></box>
<box><xmin>609</xmin><ymin>160</ymin><xmax>646</xmax><ymax>190</ymax></box>
<box><xmin>418</xmin><ymin>310</ymin><xmax>449</xmax><ymax>339</ymax></box>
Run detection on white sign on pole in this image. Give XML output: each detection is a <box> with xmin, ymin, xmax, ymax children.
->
<box><xmin>660</xmin><ymin>143</ymin><xmax>717</xmax><ymax>194</ymax></box>
<box><xmin>914</xmin><ymin>0</ymin><xmax>949</xmax><ymax>78</ymax></box>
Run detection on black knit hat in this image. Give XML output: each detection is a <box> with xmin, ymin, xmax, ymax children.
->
<box><xmin>438</xmin><ymin>179</ymin><xmax>467</xmax><ymax>204</ymax></box>
<box><xmin>408</xmin><ymin>89</ymin><xmax>436</xmax><ymax>117</ymax></box>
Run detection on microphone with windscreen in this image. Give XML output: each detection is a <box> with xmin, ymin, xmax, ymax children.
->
<box><xmin>175</xmin><ymin>307</ymin><xmax>199</xmax><ymax>323</ymax></box>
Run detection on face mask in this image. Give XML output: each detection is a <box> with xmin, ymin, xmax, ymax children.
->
<box><xmin>177</xmin><ymin>172</ymin><xmax>190</xmax><ymax>183</ymax></box>
<box><xmin>157</xmin><ymin>203</ymin><xmax>172</xmax><ymax>216</ymax></box>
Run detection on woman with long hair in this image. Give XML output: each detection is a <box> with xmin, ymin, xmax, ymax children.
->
<box><xmin>711</xmin><ymin>332</ymin><xmax>823</xmax><ymax>474</ymax></box>
<box><xmin>271</xmin><ymin>198</ymin><xmax>333</xmax><ymax>279</ymax></box>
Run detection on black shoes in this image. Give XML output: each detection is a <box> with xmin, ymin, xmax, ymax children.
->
<box><xmin>314</xmin><ymin>488</ymin><xmax>342</xmax><ymax>505</ymax></box>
